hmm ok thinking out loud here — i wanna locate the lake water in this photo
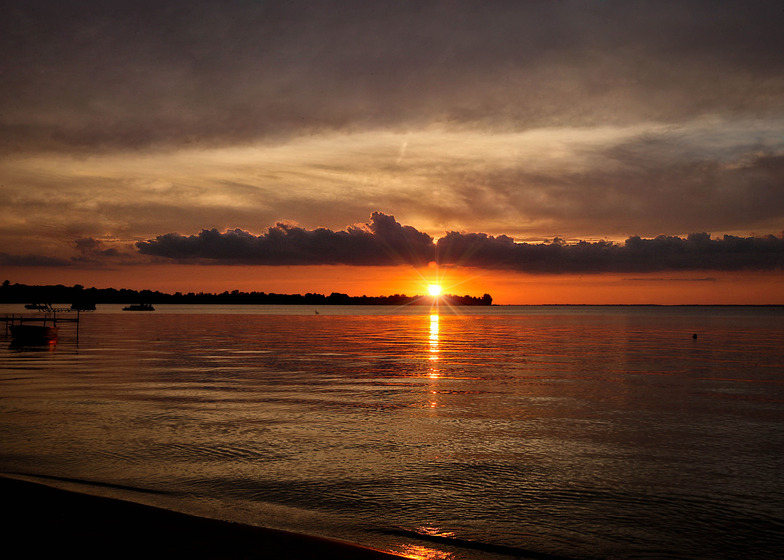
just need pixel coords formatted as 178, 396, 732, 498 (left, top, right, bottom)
1, 304, 782, 559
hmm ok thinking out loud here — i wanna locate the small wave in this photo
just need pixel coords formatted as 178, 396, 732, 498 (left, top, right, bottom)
7, 472, 169, 496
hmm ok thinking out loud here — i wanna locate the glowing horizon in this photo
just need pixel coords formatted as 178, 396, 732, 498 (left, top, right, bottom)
2, 264, 783, 306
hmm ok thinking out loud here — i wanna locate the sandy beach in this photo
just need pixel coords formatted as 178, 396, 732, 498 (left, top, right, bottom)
1, 475, 406, 559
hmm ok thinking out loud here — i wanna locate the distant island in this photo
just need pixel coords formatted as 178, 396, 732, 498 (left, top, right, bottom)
0, 281, 493, 306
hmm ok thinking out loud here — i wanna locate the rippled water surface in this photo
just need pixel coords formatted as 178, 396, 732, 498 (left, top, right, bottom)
1, 305, 783, 559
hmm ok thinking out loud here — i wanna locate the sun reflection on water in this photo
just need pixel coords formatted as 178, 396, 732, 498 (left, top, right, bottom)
429, 314, 439, 363
427, 314, 440, 408
397, 526, 458, 560
398, 544, 456, 560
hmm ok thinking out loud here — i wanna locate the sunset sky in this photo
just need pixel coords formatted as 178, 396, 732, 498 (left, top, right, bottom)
2, 1, 783, 304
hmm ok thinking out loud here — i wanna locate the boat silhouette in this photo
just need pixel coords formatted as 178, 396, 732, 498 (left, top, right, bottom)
122, 303, 155, 311
10, 323, 59, 343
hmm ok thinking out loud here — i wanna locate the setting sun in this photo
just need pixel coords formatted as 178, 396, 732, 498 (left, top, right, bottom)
427, 284, 442, 296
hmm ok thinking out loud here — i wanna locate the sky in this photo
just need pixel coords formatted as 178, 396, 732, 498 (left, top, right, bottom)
1, 0, 783, 304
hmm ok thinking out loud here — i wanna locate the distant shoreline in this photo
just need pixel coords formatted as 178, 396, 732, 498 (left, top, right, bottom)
0, 281, 493, 306
2, 282, 782, 307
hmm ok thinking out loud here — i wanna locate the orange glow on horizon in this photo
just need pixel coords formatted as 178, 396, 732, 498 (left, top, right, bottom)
2, 263, 784, 305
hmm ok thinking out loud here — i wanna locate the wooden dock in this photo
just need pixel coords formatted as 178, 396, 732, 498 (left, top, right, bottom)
2, 310, 82, 341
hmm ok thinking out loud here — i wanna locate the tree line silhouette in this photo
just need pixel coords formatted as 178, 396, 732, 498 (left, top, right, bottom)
0, 281, 492, 306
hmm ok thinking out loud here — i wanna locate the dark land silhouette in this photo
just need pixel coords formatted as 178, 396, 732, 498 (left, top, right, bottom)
0, 281, 492, 306
1, 476, 404, 559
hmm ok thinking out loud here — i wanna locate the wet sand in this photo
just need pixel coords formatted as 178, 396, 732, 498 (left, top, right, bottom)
1, 476, 406, 559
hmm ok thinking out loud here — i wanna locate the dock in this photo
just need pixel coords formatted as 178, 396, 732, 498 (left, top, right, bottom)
2, 309, 82, 341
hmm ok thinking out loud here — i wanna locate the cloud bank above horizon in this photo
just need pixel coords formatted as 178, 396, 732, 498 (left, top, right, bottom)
133, 213, 784, 274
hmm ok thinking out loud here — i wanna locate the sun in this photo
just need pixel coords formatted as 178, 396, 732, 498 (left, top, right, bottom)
427, 284, 442, 296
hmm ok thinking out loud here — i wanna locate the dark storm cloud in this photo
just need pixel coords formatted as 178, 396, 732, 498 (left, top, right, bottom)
436, 231, 784, 273
137, 212, 435, 266
137, 213, 784, 273
2, 0, 783, 153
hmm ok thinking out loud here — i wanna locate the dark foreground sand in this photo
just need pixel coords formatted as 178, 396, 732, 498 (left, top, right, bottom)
1, 476, 406, 559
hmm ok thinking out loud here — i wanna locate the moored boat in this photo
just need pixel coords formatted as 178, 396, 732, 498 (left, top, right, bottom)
10, 324, 59, 342
123, 303, 155, 311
